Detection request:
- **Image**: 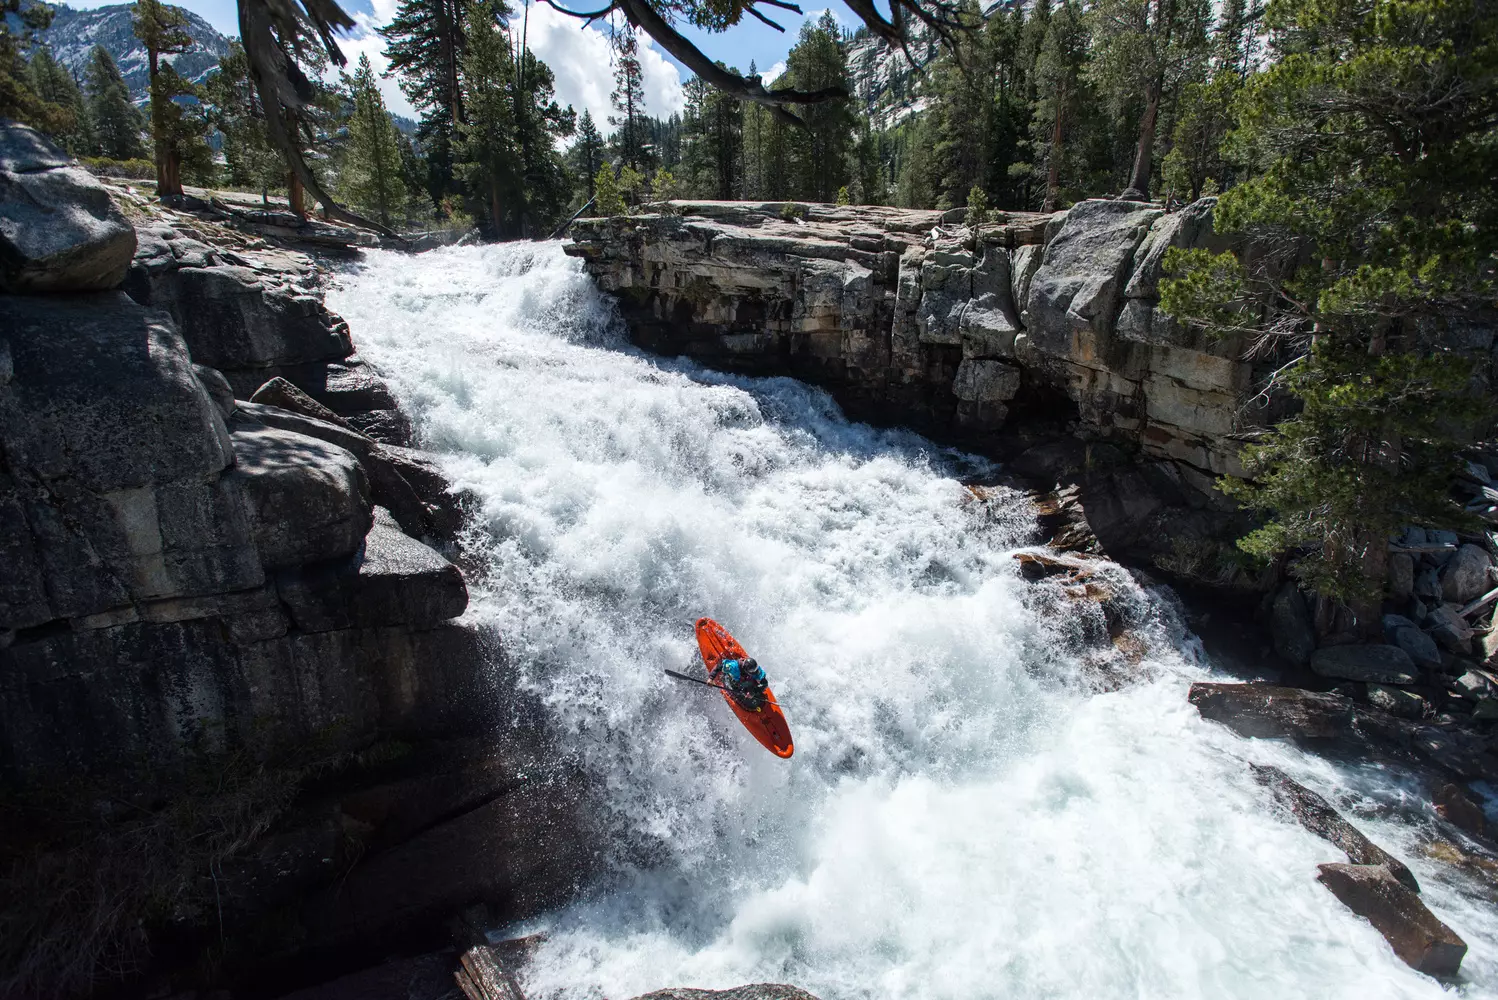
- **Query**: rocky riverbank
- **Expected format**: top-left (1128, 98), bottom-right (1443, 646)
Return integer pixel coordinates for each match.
top-left (0, 120), bottom-right (585, 999)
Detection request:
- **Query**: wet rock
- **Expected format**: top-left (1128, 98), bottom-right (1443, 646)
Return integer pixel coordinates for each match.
top-left (1188, 683), bottom-right (1354, 739)
top-left (1367, 683), bottom-right (1429, 720)
top-left (229, 423), bottom-right (373, 570)
top-left (1311, 645), bottom-right (1419, 685)
top-left (1442, 544), bottom-right (1493, 603)
top-left (1252, 764), bottom-right (1420, 891)
top-left (1315, 863), bottom-right (1466, 977)
top-left (276, 510), bottom-right (466, 632)
top-left (0, 119), bottom-right (136, 292)
top-left (629, 989), bottom-right (823, 1000)
top-left (1434, 783), bottom-right (1490, 841)
top-left (346, 407), bottom-right (415, 446)
top-left (1388, 553), bottom-right (1415, 600)
top-left (1270, 582), bottom-right (1316, 666)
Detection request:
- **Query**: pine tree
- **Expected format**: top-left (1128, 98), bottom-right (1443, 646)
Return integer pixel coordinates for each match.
top-left (920, 0), bottom-right (997, 210)
top-left (680, 70), bottom-right (741, 198)
top-left (593, 161), bottom-right (626, 215)
top-left (1, 0), bottom-right (71, 136)
top-left (132, 0), bottom-right (197, 196)
top-left (339, 53), bottom-right (410, 226)
top-left (26, 45), bottom-right (90, 154)
top-left (153, 60), bottom-right (214, 187)
top-left (85, 46), bottom-right (145, 160)
top-left (455, 0), bottom-right (517, 230)
top-left (571, 109), bottom-right (604, 201)
top-left (381, 0), bottom-right (469, 206)
top-left (1160, 0), bottom-right (1498, 605)
top-left (782, 11), bottom-right (854, 202)
top-left (1029, 0), bottom-right (1089, 210)
top-left (609, 23), bottom-right (649, 171)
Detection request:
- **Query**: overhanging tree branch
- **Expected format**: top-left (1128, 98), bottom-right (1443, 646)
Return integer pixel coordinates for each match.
top-left (238, 0), bottom-right (405, 239)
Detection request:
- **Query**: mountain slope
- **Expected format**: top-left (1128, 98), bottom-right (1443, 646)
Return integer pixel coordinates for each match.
top-left (31, 1), bottom-right (230, 99)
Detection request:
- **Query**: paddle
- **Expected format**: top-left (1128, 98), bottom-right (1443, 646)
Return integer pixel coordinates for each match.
top-left (663, 668), bottom-right (732, 693)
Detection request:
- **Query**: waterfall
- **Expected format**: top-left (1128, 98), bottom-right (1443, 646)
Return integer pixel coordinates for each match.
top-left (327, 243), bottom-right (1496, 1000)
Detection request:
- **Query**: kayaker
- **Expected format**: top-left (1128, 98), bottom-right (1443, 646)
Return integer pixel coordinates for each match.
top-left (721, 656), bottom-right (768, 708)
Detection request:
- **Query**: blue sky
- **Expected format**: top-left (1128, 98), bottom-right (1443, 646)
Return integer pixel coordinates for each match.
top-left (60, 0), bottom-right (865, 128)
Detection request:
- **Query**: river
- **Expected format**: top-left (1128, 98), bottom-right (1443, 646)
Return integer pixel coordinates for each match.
top-left (327, 242), bottom-right (1498, 1000)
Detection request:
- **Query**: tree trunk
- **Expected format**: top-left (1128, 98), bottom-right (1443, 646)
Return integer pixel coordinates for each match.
top-left (1043, 82), bottom-right (1065, 212)
top-left (289, 170), bottom-right (306, 217)
top-left (1121, 80), bottom-right (1160, 200)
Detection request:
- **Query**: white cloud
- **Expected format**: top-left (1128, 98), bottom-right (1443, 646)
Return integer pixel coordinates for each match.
top-left (527, 5), bottom-right (683, 136)
top-left (336, 25), bottom-right (419, 121)
top-left (759, 60), bottom-right (785, 84)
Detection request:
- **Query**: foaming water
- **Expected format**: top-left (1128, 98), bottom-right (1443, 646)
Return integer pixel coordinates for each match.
top-left (328, 243), bottom-right (1496, 1000)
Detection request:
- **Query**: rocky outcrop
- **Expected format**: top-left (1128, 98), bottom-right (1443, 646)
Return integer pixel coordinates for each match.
top-left (566, 199), bottom-right (1269, 572)
top-left (0, 123), bottom-right (483, 784)
top-left (0, 119), bottom-right (137, 291)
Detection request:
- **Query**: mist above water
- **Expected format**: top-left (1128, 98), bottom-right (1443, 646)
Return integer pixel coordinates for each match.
top-left (328, 243), bottom-right (1496, 1000)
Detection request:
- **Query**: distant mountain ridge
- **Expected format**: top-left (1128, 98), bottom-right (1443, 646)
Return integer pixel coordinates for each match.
top-left (27, 1), bottom-right (230, 99)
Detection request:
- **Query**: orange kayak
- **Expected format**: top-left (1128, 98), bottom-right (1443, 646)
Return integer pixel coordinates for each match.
top-left (694, 617), bottom-right (794, 759)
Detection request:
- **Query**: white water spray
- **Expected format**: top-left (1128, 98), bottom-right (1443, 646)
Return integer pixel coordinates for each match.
top-left (329, 243), bottom-right (1497, 1000)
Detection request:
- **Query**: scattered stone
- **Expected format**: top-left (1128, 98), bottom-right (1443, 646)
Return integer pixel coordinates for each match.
top-left (1311, 645), bottom-right (1419, 686)
top-left (0, 119), bottom-right (137, 292)
top-left (1270, 582), bottom-right (1316, 666)
top-left (1315, 863), bottom-right (1466, 977)
top-left (1252, 764), bottom-right (1420, 891)
top-left (1433, 783), bottom-right (1490, 841)
top-left (1188, 683), bottom-right (1353, 739)
top-left (1443, 544), bottom-right (1493, 604)
top-left (1367, 683), bottom-right (1428, 720)
top-left (1383, 616), bottom-right (1442, 670)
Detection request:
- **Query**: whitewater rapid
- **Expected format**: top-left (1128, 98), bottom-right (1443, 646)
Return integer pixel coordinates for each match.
top-left (328, 243), bottom-right (1497, 1000)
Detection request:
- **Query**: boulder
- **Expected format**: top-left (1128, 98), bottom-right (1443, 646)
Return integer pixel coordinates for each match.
top-left (1188, 683), bottom-right (1353, 739)
top-left (1367, 683), bottom-right (1428, 720)
top-left (0, 119), bottom-right (136, 292)
top-left (1433, 783), bottom-right (1489, 841)
top-left (1388, 552), bottom-right (1415, 600)
top-left (1414, 567), bottom-right (1443, 601)
top-left (236, 401), bottom-right (429, 539)
top-left (1251, 764), bottom-right (1419, 891)
top-left (229, 423), bottom-right (373, 570)
top-left (346, 408), bottom-right (414, 446)
top-left (1382, 615), bottom-right (1442, 670)
top-left (1310, 645), bottom-right (1419, 686)
top-left (1315, 864), bottom-right (1466, 977)
top-left (1426, 605), bottom-right (1473, 653)
top-left (250, 375), bottom-right (351, 427)
top-left (1453, 670), bottom-right (1498, 701)
top-left (1441, 543), bottom-right (1492, 603)
top-left (1269, 582), bottom-right (1316, 666)
top-left (194, 364), bottom-right (237, 421)
top-left (276, 510), bottom-right (466, 633)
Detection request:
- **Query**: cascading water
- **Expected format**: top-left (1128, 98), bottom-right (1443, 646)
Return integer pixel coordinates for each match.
top-left (328, 243), bottom-right (1497, 1000)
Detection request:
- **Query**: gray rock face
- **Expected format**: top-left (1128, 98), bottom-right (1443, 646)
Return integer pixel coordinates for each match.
top-left (1310, 645), bottom-right (1420, 685)
top-left (0, 293), bottom-right (232, 492)
top-left (230, 423), bottom-right (373, 570)
top-left (0, 119), bottom-right (136, 292)
top-left (1426, 604), bottom-right (1473, 653)
top-left (1388, 552), bottom-right (1415, 600)
top-left (277, 510), bottom-right (466, 632)
top-left (1025, 200), bottom-right (1163, 358)
top-left (1269, 582), bottom-right (1316, 666)
top-left (1388, 622), bottom-right (1442, 670)
top-left (1441, 543), bottom-right (1493, 603)
top-left (1189, 682), bottom-right (1353, 739)
top-left (1316, 864), bottom-right (1466, 977)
